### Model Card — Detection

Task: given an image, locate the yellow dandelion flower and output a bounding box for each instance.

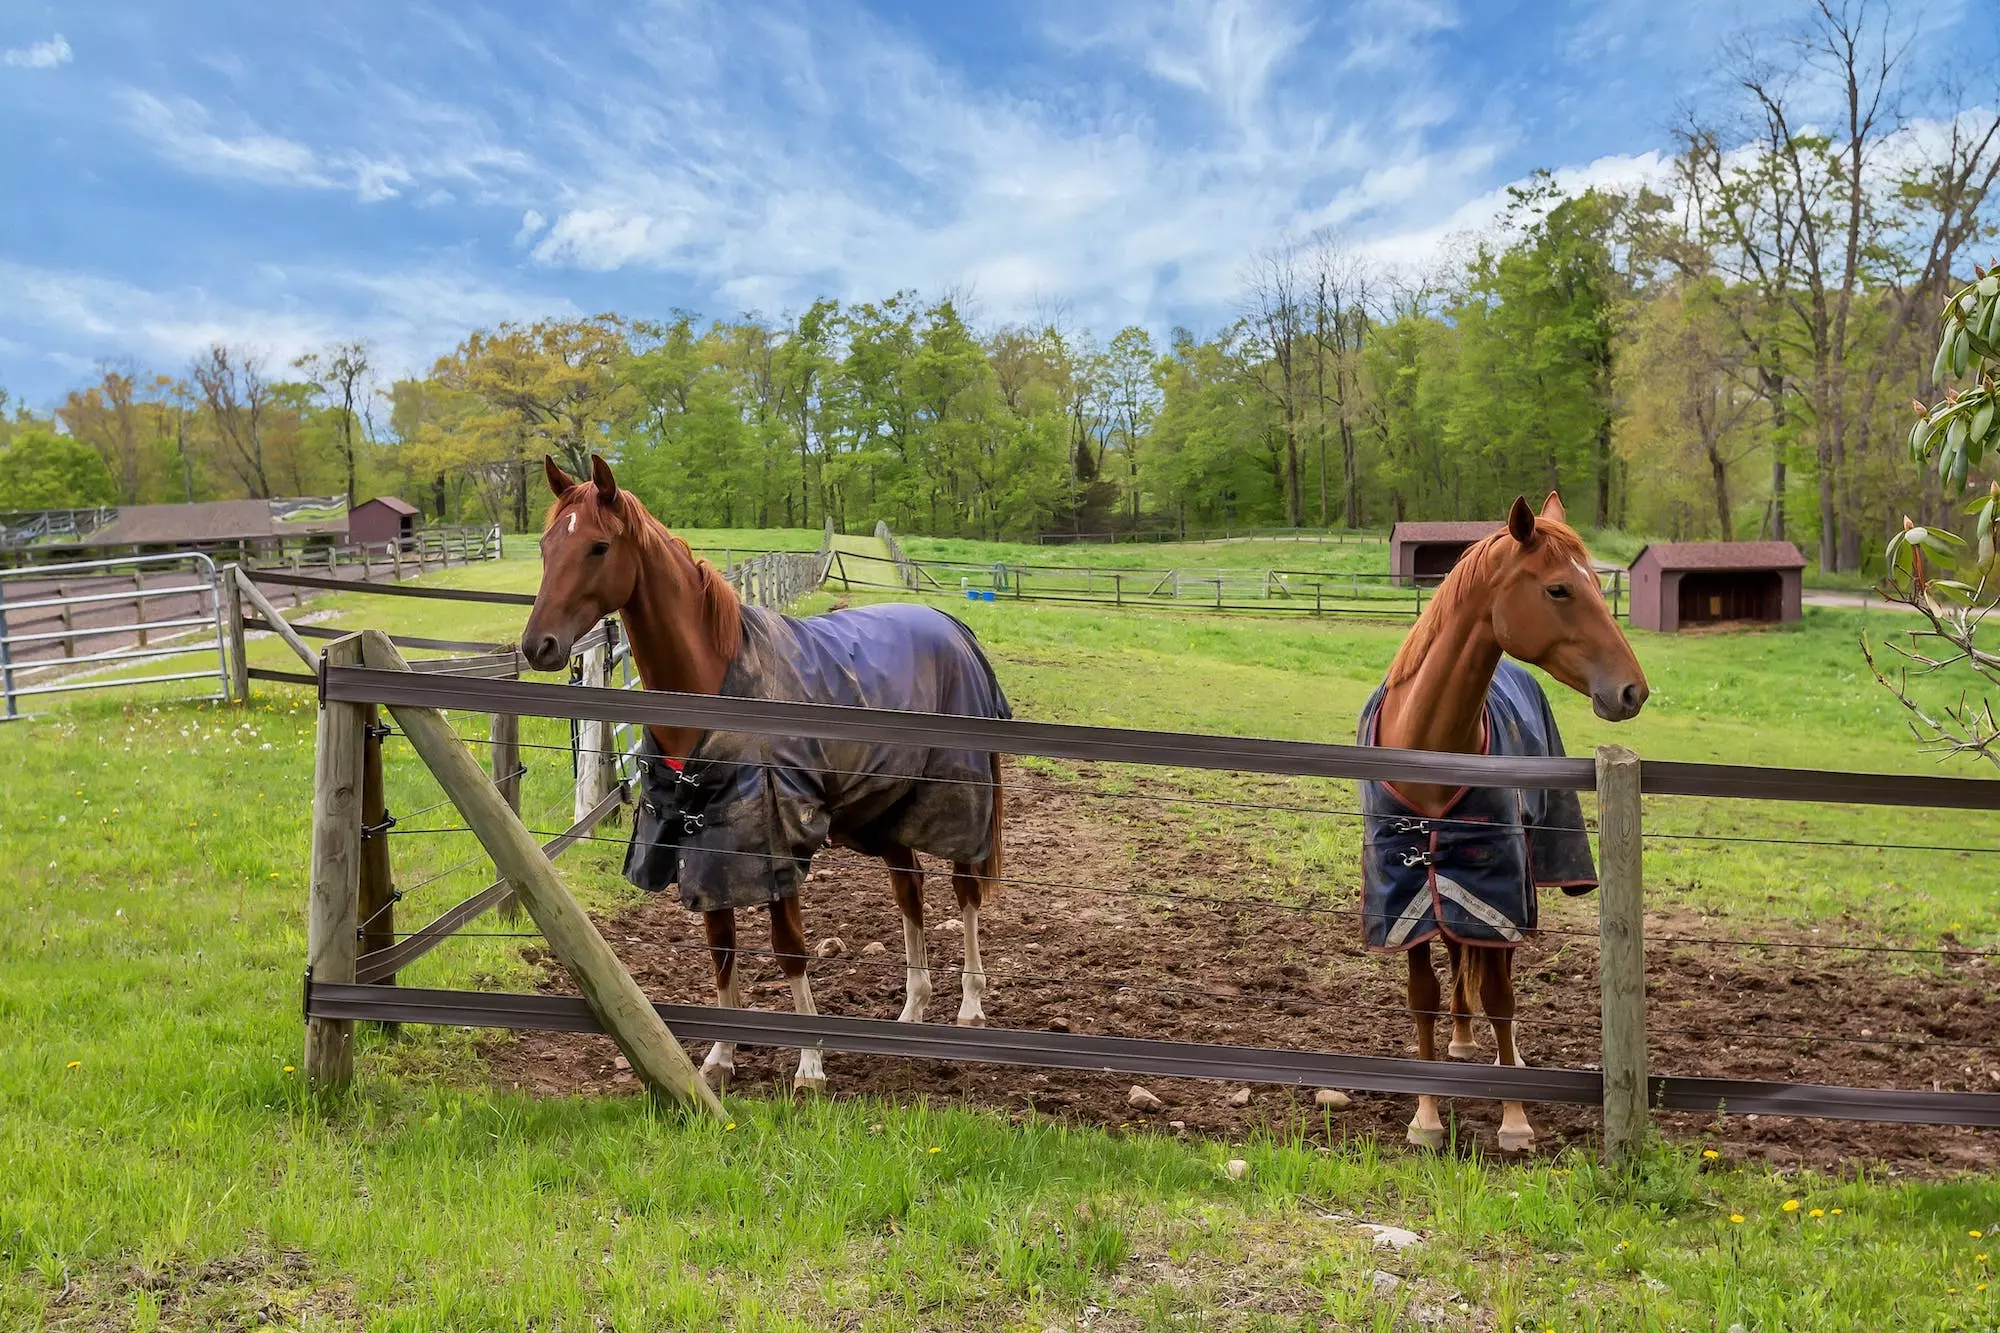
[1702,1149,1719,1160]
[66,1060,81,1070]
[1977,1254,1989,1263]
[283,1065,294,1073]
[928,1146,942,1154]
[1975,1231,1987,1240]
[1782,1199,1801,1213]
[724,1122,737,1131]
[1830,1208,1843,1216]
[1809,1209,1824,1219]
[1728,1214,1745,1224]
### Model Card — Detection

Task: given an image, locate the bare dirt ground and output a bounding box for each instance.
[489,764,1999,1178]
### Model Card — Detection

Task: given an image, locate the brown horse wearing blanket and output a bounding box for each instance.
[1366,493,1646,1153]
[521,455,1008,1096]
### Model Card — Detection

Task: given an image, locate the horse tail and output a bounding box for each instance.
[1453,941,1487,1017]
[979,752,1005,897]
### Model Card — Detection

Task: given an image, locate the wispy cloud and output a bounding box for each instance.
[3,33,72,69]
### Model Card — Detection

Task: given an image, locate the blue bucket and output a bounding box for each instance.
[982,590,996,602]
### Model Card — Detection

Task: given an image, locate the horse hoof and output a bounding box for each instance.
[1497,1127,1536,1154]
[956,1012,987,1028]
[700,1063,733,1093]
[1406,1123,1445,1150]
[1447,1040,1479,1059]
[792,1073,828,1097]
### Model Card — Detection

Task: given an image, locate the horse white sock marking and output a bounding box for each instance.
[956,902,987,1026]
[899,915,932,1023]
[702,972,741,1085]
[790,972,825,1091]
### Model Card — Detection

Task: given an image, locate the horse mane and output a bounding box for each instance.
[545,484,742,663]
[1385,519,1591,686]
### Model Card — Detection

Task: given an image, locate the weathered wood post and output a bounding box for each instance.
[223,564,250,703]
[355,630,722,1115]
[358,703,398,1028]
[1595,743,1648,1163]
[492,710,523,921]
[305,634,366,1090]
[574,631,612,823]
[56,582,75,657]
[233,567,317,668]
[132,572,150,648]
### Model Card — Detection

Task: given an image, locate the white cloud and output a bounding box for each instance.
[0,259,576,387]
[120,91,331,189]
[3,34,71,69]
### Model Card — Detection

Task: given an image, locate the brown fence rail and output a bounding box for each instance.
[298,643,2000,1154]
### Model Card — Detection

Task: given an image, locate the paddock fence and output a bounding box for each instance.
[0,552,232,718]
[293,645,2000,1160]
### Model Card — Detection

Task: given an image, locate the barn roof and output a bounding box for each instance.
[1631,541,1806,572]
[355,495,419,515]
[1391,521,1502,543]
[84,498,348,546]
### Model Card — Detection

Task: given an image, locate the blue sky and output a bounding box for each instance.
[1,0,1993,404]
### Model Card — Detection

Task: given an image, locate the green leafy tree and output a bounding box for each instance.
[0,429,118,509]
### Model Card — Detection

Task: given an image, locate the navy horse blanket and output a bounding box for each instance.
[625,602,1010,914]
[1357,660,1596,951]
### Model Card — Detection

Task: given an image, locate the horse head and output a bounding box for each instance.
[521,454,642,672]
[1485,492,1648,722]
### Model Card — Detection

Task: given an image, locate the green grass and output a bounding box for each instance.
[3,547,1998,1329]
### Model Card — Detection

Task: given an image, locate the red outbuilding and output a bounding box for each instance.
[348,496,422,549]
[1389,520,1502,585]
[1626,541,1805,631]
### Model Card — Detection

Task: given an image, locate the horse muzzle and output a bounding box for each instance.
[1590,678,1648,722]
[521,631,571,673]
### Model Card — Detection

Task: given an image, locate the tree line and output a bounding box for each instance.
[3,3,1993,573]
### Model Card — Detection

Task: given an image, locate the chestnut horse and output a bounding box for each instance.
[1368,493,1647,1153]
[521,455,1007,1096]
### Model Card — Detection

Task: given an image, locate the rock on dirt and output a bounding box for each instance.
[816,937,845,958]
[1047,1017,1069,1032]
[1223,1159,1249,1180]
[1227,1087,1252,1107]
[1371,1270,1402,1295]
[612,1056,630,1071]
[1360,1223,1423,1251]
[1127,1085,1164,1112]
[860,941,887,957]
[940,918,963,933]
[1314,1088,1353,1110]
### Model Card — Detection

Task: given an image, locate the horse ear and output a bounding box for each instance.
[590,453,618,502]
[544,455,577,497]
[1507,495,1537,545]
[1540,491,1566,524]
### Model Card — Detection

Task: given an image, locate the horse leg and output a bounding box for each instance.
[1444,938,1478,1058]
[884,846,932,1023]
[769,896,825,1095]
[950,863,987,1027]
[1405,941,1446,1149]
[700,908,740,1092]
[1476,946,1535,1153]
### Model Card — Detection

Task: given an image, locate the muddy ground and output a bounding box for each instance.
[489,764,1998,1178]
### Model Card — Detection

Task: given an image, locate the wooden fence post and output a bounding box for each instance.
[356,630,722,1115]
[575,630,614,822]
[131,572,150,648]
[358,703,397,1028]
[1596,743,1648,1163]
[224,564,249,703]
[305,634,366,1090]
[492,710,523,920]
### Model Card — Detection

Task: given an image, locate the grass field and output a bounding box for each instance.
[3,545,1997,1330]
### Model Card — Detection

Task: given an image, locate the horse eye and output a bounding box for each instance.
[1547,584,1571,600]
[589,541,610,557]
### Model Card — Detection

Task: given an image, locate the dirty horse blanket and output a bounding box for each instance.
[1356,659,1596,951]
[625,602,1010,913]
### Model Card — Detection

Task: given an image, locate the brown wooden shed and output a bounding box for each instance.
[1390,520,1501,585]
[1627,541,1805,631]
[348,496,421,549]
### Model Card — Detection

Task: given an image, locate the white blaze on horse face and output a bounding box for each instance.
[566,510,578,535]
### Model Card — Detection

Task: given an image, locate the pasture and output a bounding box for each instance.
[3,544,1997,1331]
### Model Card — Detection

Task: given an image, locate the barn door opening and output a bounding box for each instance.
[1678,571,1780,624]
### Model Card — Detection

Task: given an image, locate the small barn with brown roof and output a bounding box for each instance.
[1390,520,1501,585]
[81,497,348,553]
[1627,541,1806,631]
[348,496,421,548]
